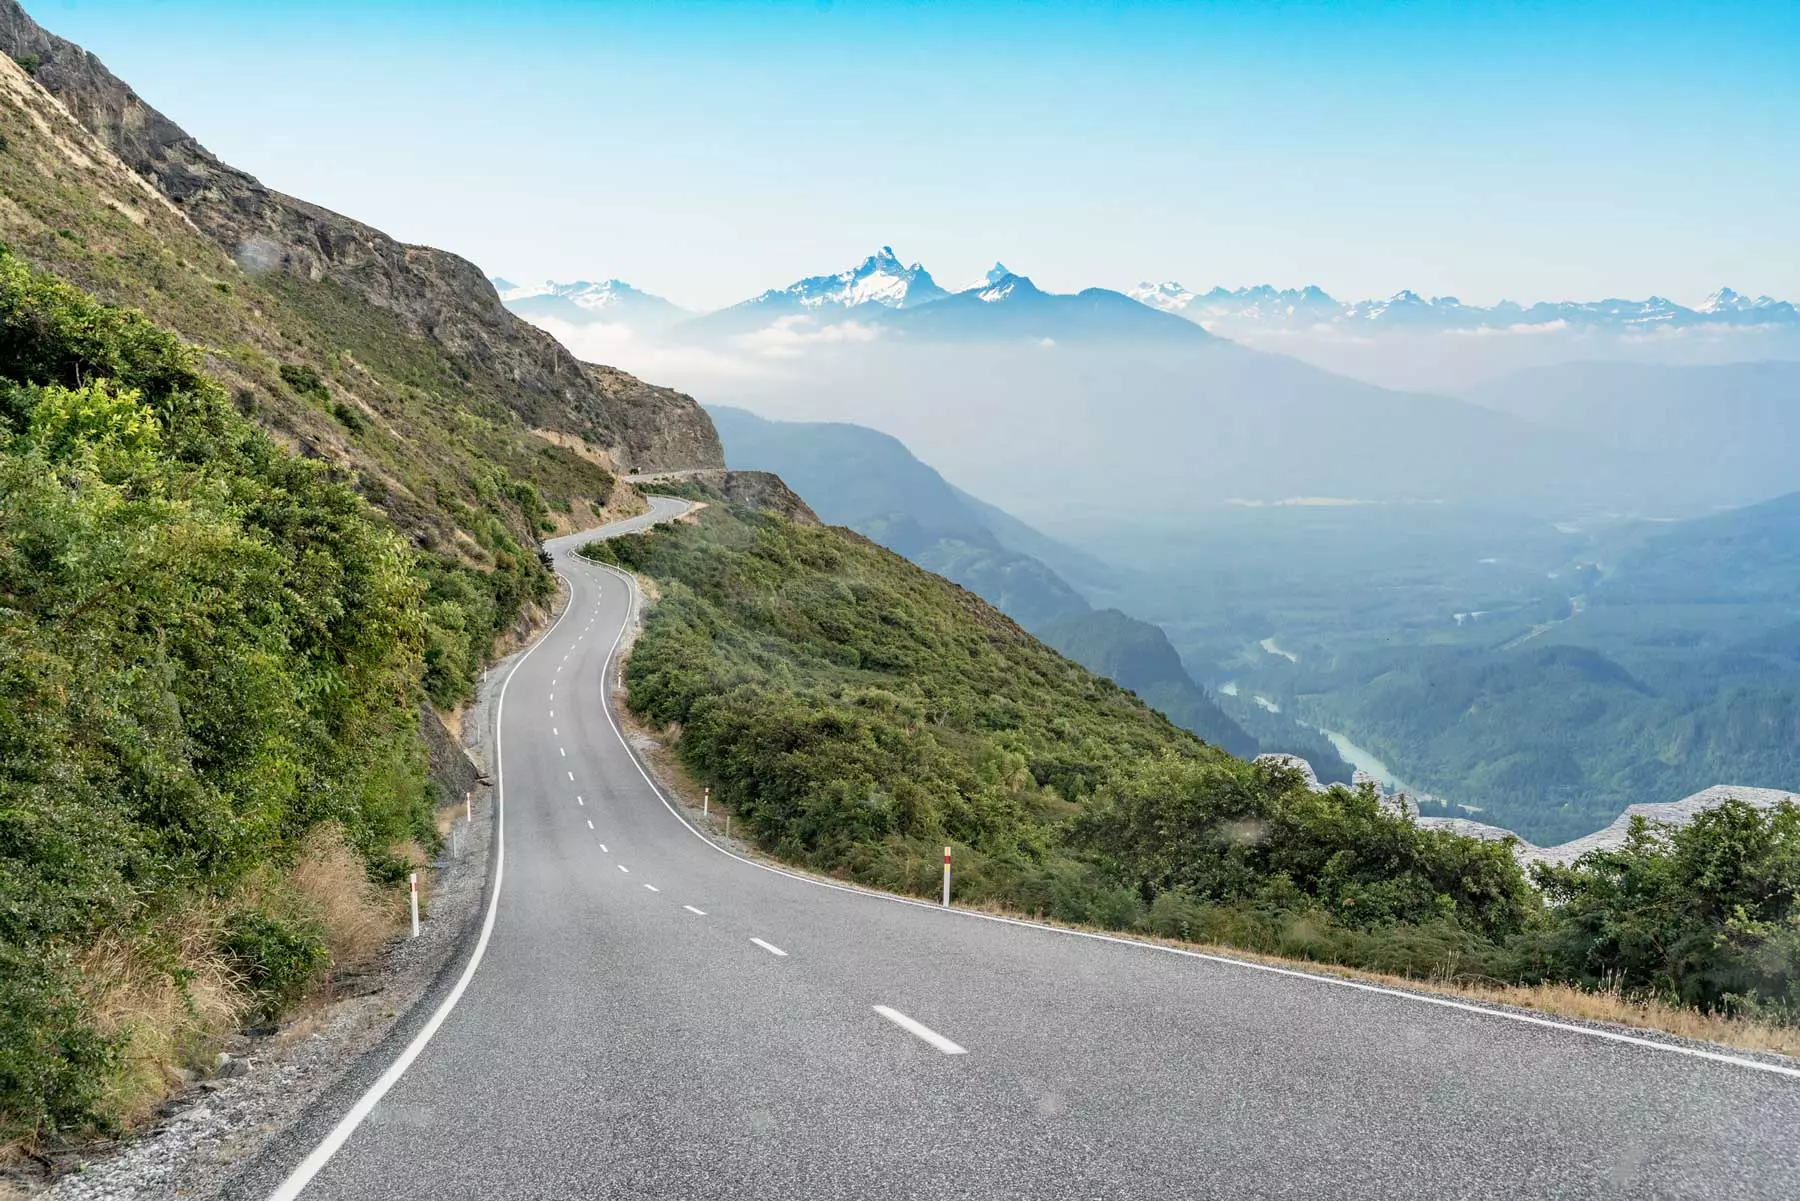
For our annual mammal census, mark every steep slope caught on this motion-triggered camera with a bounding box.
[0,0,721,478]
[707,406,1264,758]
[1035,609,1260,759]
[708,405,1090,628]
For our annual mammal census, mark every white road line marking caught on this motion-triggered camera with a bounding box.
[559,747,566,757]
[644,884,659,892]
[567,771,574,781]
[260,566,581,1201]
[549,710,554,718]
[750,938,788,958]
[579,542,1800,1086]
[618,864,630,873]
[599,843,608,852]
[552,727,558,735]
[874,1006,967,1055]
[576,796,584,806]
[555,665,561,673]
[684,906,706,916]
[586,819,594,829]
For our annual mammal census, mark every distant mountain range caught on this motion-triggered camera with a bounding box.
[495,249,1800,343]
[492,277,691,333]
[1129,282,1800,334]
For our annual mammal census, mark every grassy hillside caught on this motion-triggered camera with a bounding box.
[582,503,1528,936]
[0,251,440,1140]
[587,496,1800,1026]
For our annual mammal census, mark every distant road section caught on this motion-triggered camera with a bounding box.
[230,495,1800,1201]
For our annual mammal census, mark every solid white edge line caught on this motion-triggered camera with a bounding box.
[581,551,1800,1084]
[263,567,582,1201]
[874,1005,967,1055]
[750,937,788,957]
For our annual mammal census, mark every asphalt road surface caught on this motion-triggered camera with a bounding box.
[238,495,1800,1200]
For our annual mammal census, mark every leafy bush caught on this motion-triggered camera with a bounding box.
[1528,799,1800,1017]
[278,362,329,400]
[330,399,365,432]
[220,910,329,1018]
[1077,755,1536,939]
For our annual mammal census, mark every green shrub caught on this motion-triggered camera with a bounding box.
[330,400,365,432]
[0,951,120,1142]
[1528,799,1800,1017]
[1076,755,1536,940]
[220,910,328,1017]
[278,361,329,400]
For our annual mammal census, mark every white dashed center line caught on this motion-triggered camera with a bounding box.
[559,747,566,757]
[617,864,630,874]
[567,771,574,781]
[576,796,583,806]
[683,906,706,916]
[552,727,558,736]
[598,843,608,852]
[643,884,659,893]
[586,819,593,829]
[873,1006,967,1056]
[750,938,788,958]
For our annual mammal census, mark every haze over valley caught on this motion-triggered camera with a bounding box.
[503,248,1800,848]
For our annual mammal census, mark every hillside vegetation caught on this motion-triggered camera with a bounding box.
[588,497,1800,1027]
[0,251,444,1140]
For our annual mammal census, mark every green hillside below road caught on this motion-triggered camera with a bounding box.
[586,492,1800,1037]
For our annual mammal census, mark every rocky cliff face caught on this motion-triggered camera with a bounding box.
[0,0,722,473]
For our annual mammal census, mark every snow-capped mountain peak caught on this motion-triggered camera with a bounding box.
[1128,280,1197,313]
[765,247,948,311]
[495,278,663,313]
[966,262,1018,293]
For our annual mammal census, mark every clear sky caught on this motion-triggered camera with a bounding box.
[30,0,1800,310]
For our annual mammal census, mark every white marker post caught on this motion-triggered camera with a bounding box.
[703,786,710,818]
[943,846,952,907]
[465,791,471,823]
[409,872,420,938]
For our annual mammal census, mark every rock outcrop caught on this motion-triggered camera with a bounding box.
[0,0,723,473]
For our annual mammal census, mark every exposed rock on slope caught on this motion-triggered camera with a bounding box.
[0,0,721,473]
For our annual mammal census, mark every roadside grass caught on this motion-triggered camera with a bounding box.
[77,917,245,1132]
[25,828,413,1150]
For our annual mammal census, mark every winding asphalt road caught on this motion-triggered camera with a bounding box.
[237,495,1800,1200]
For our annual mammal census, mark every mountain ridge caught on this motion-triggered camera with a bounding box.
[0,0,723,474]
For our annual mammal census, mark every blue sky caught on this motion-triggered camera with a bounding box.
[32,0,1800,309]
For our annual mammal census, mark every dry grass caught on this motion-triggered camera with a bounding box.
[49,826,409,1141]
[288,825,403,971]
[75,915,245,1131]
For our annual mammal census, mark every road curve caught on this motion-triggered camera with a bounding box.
[233,494,1800,1201]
